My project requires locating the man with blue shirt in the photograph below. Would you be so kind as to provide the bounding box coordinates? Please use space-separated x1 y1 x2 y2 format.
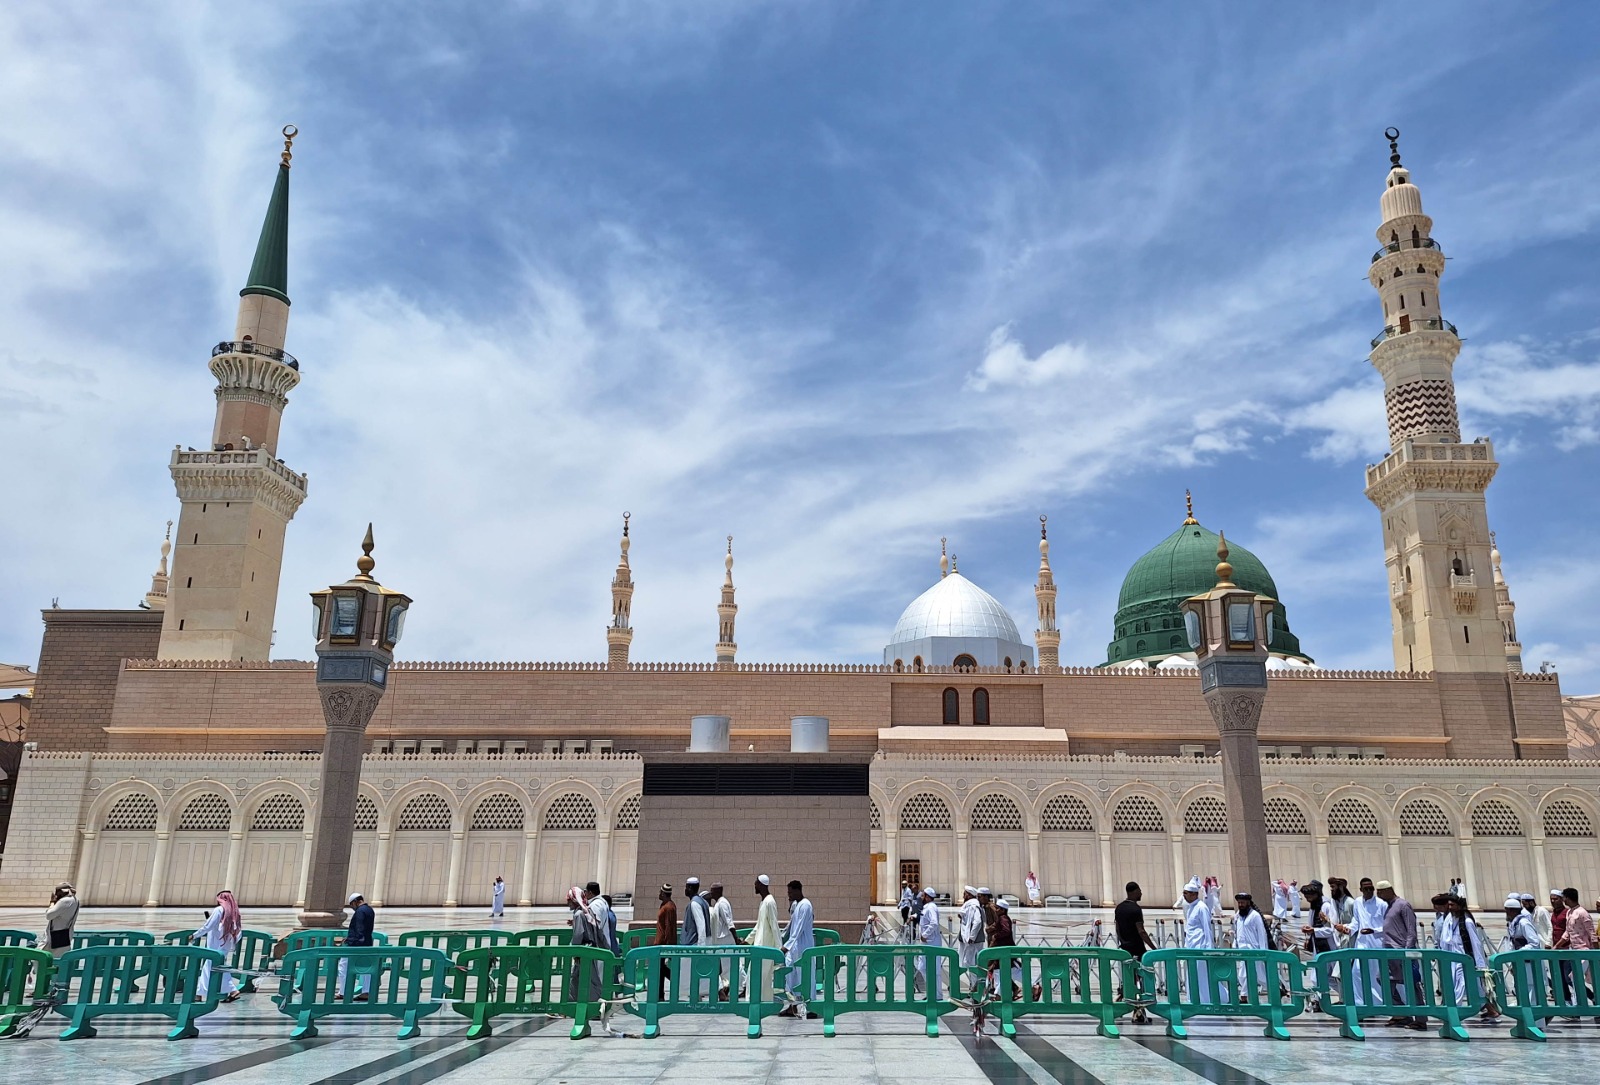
337 891 376 1001
777 879 818 1019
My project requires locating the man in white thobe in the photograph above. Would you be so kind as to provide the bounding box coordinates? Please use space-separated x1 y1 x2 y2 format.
1231 891 1269 997
708 883 737 997
1025 872 1041 907
1348 877 1389 1006
1525 893 1553 949
491 875 506 918
749 875 781 1002
778 880 817 1017
1180 876 1213 1001
957 887 983 993
916 887 943 998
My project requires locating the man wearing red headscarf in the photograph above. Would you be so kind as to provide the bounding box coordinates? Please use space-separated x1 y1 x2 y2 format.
193 889 244 1002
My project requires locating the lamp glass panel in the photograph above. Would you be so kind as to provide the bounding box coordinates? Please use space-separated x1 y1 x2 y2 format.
1227 602 1255 643
332 594 360 638
311 602 323 640
1266 608 1277 646
386 603 407 645
1183 609 1202 650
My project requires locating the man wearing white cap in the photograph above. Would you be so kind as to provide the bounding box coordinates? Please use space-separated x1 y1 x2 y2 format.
916 887 943 998
957 887 983 987
1505 896 1539 950
337 892 376 1001
681 878 711 946
749 875 780 1002
1180 877 1213 1000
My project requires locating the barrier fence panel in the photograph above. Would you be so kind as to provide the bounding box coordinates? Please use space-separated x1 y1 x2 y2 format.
273 946 454 1039
512 928 573 948
0 930 39 949
449 944 617 1039
977 947 1134 1038
1309 947 1482 1041
0 947 54 1037
622 945 786 1039
277 929 391 954
795 944 963 1038
732 927 843 948
619 928 660 954
397 930 514 957
55 945 225 1040
161 929 277 993
1490 949 1600 1041
1141 948 1308 1040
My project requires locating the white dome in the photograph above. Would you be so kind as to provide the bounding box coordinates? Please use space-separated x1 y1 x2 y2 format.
1156 655 1197 669
890 573 1024 643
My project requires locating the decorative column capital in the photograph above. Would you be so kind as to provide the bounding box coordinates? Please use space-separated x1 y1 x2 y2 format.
317 683 383 734
1204 689 1265 734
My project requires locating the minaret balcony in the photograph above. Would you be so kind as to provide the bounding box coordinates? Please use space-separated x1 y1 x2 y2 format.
1371 237 1442 264
213 340 299 371
1450 572 1478 613
1370 317 1458 349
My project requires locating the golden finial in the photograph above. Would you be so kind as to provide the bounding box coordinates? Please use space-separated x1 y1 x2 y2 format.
1215 531 1235 587
1183 489 1198 526
280 124 298 168
356 522 376 578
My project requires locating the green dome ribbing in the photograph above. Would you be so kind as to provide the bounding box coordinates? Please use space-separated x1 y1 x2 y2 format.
1102 519 1309 665
240 163 290 305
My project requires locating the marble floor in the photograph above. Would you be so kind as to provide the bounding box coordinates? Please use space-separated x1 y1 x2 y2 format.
3 905 1567 1085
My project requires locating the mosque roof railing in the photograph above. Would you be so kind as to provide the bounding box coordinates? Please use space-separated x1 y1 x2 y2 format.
213 340 299 370
108 658 1549 683
1370 316 1459 349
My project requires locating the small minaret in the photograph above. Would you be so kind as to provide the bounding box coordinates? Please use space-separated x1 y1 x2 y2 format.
143 521 173 611
1034 515 1060 673
1362 128 1504 672
715 535 738 669
606 513 634 669
160 126 309 661
1490 532 1523 674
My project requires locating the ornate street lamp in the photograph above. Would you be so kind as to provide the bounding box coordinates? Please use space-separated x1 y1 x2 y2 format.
298 525 410 927
1180 533 1275 905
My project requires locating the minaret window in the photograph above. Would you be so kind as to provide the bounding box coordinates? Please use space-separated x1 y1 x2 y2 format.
1411 227 1420 245
973 689 990 725
953 653 978 671
942 688 960 725
1420 290 1427 306
1003 656 1013 672
1451 557 1464 576
913 655 923 672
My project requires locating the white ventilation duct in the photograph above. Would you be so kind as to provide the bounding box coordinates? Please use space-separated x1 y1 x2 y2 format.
689 714 731 752
790 715 829 753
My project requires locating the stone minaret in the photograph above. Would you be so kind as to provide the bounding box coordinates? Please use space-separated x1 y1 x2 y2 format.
607 513 634 669
143 521 173 611
1363 129 1504 672
715 536 738 669
159 127 309 661
1033 515 1060 673
1490 532 1523 674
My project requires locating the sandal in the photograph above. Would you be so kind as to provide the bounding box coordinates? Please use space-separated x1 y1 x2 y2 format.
222 992 241 1003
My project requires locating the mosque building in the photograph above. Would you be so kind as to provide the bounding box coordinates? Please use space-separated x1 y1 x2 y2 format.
4 130 1596 920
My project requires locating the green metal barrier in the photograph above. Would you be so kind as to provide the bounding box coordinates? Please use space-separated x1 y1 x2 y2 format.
795 944 963 1038
976 946 1135 1038
55 944 225 1040
0 930 39 949
1490 949 1600 1041
162 929 277 993
619 927 662 953
397 929 514 956
0 946 54 1037
273 946 453 1039
1141 948 1308 1040
511 927 572 948
1309 947 1483 1041
622 944 786 1038
448 944 618 1039
733 926 843 947
68 932 157 991
277 929 390 953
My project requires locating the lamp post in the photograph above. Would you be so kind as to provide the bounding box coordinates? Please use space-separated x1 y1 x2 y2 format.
1180 533 1274 905
298 525 410 927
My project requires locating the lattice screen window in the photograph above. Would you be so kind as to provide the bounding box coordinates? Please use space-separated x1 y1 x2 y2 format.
869 801 882 830
1112 795 1166 833
1183 796 1228 834
397 793 453 831
1264 798 1308 835
543 793 597 830
354 794 379 831
1328 798 1382 836
1041 794 1094 832
1543 801 1594 838
1470 800 1523 837
616 794 641 831
1398 799 1452 837
251 793 305 831
970 794 1023 831
900 793 951 830
177 793 231 831
471 793 525 831
103 792 158 832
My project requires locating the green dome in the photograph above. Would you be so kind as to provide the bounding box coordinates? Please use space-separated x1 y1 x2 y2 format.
1102 519 1309 666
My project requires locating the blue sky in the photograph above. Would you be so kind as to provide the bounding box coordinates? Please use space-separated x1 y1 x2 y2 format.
3 2 1599 692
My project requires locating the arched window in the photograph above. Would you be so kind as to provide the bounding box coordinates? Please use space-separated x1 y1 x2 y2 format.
869 801 882 830
894 659 904 672
398 793 452 831
900 793 951 830
1112 795 1165 833
1041 794 1094 832
973 688 990 725
1183 796 1228 834
912 656 923 673
1328 798 1381 835
177 793 231 831
1398 799 1452 837
250 793 305 832
616 794 642 830
354 794 379 831
1544 801 1594 837
970 793 1022 830
1264 798 1308 834
103 792 158 832
543 793 598 830
470 793 526 831
1411 226 1421 244
942 687 960 725
1003 656 1013 673
1470 800 1523 836
953 654 978 671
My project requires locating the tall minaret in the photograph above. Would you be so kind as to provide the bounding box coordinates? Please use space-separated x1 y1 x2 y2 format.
143 521 173 611
159 126 310 661
715 535 738 669
1034 515 1060 673
607 513 634 669
1490 532 1524 674
1363 128 1504 672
